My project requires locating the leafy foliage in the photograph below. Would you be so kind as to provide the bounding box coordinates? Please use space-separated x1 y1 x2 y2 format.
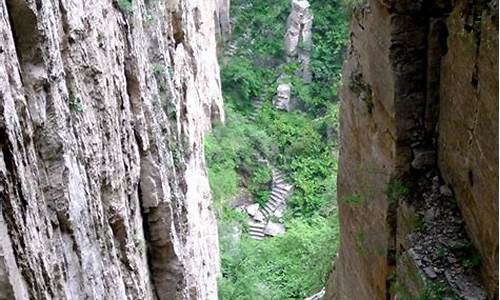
117 0 133 13
206 0 348 298
218 216 339 300
206 106 275 214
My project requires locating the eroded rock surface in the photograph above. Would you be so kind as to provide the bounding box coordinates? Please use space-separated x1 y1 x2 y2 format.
327 0 497 299
0 0 223 299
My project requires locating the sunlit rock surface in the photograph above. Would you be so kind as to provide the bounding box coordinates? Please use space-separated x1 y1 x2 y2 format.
284 0 313 82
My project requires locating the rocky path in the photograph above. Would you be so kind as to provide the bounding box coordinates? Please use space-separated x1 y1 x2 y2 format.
246 168 293 240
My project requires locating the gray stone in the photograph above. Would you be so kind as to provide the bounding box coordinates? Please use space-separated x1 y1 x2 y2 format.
273 83 291 111
440 185 453 197
253 211 266 222
411 149 436 170
284 0 313 82
245 203 260 216
423 266 437 279
264 222 286 236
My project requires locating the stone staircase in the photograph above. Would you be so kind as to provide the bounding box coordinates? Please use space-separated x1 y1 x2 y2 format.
247 169 293 240
248 220 266 240
248 98 264 122
261 170 293 217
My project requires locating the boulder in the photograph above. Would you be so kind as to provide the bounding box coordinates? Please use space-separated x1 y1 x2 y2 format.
245 203 260 216
273 83 291 111
284 0 313 81
264 222 286 236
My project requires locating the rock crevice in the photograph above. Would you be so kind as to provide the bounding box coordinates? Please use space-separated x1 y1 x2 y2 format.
328 0 498 299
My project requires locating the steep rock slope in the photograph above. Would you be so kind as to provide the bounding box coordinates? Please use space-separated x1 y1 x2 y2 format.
327 0 497 299
0 0 223 299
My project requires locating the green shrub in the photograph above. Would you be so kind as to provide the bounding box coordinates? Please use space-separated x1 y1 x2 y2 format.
117 0 133 13
248 164 273 206
218 216 339 299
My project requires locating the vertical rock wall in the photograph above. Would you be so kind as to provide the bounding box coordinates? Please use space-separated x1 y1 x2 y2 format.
0 0 223 299
284 0 313 82
438 0 498 293
328 0 497 299
215 0 231 52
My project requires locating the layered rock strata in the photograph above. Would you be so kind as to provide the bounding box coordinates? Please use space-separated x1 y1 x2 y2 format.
0 0 223 299
328 0 498 299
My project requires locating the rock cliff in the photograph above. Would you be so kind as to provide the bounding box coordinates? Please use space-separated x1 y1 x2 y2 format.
328 0 498 299
0 0 223 299
215 0 231 53
284 0 313 82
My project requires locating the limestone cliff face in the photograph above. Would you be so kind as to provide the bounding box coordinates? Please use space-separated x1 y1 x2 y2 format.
327 0 498 299
0 0 223 299
284 0 313 82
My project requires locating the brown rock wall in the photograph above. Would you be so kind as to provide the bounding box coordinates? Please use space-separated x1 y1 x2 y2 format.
438 0 498 294
328 0 497 298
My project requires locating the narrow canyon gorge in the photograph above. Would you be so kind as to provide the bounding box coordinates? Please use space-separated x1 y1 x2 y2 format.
0 0 497 300
327 0 498 299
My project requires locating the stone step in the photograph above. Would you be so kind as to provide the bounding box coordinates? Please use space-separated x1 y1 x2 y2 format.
265 200 278 209
250 235 264 240
265 204 277 212
249 222 266 229
273 171 285 178
273 191 289 199
273 185 291 193
250 232 264 238
271 190 286 200
273 177 286 185
272 186 288 194
268 198 280 206
270 195 284 205
275 198 286 204
250 229 265 236
261 206 273 215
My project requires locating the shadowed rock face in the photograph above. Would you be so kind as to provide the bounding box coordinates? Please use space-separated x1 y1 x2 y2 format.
0 0 223 299
215 0 231 53
327 0 498 299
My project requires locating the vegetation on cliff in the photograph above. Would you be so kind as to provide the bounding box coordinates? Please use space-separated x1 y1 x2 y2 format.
205 0 348 298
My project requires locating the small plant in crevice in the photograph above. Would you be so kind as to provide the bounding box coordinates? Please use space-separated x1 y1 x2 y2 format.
419 281 460 300
407 211 425 232
391 278 460 300
354 230 368 256
117 0 133 14
69 94 83 113
436 247 447 258
145 14 155 26
152 63 164 76
343 194 364 205
385 179 410 204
